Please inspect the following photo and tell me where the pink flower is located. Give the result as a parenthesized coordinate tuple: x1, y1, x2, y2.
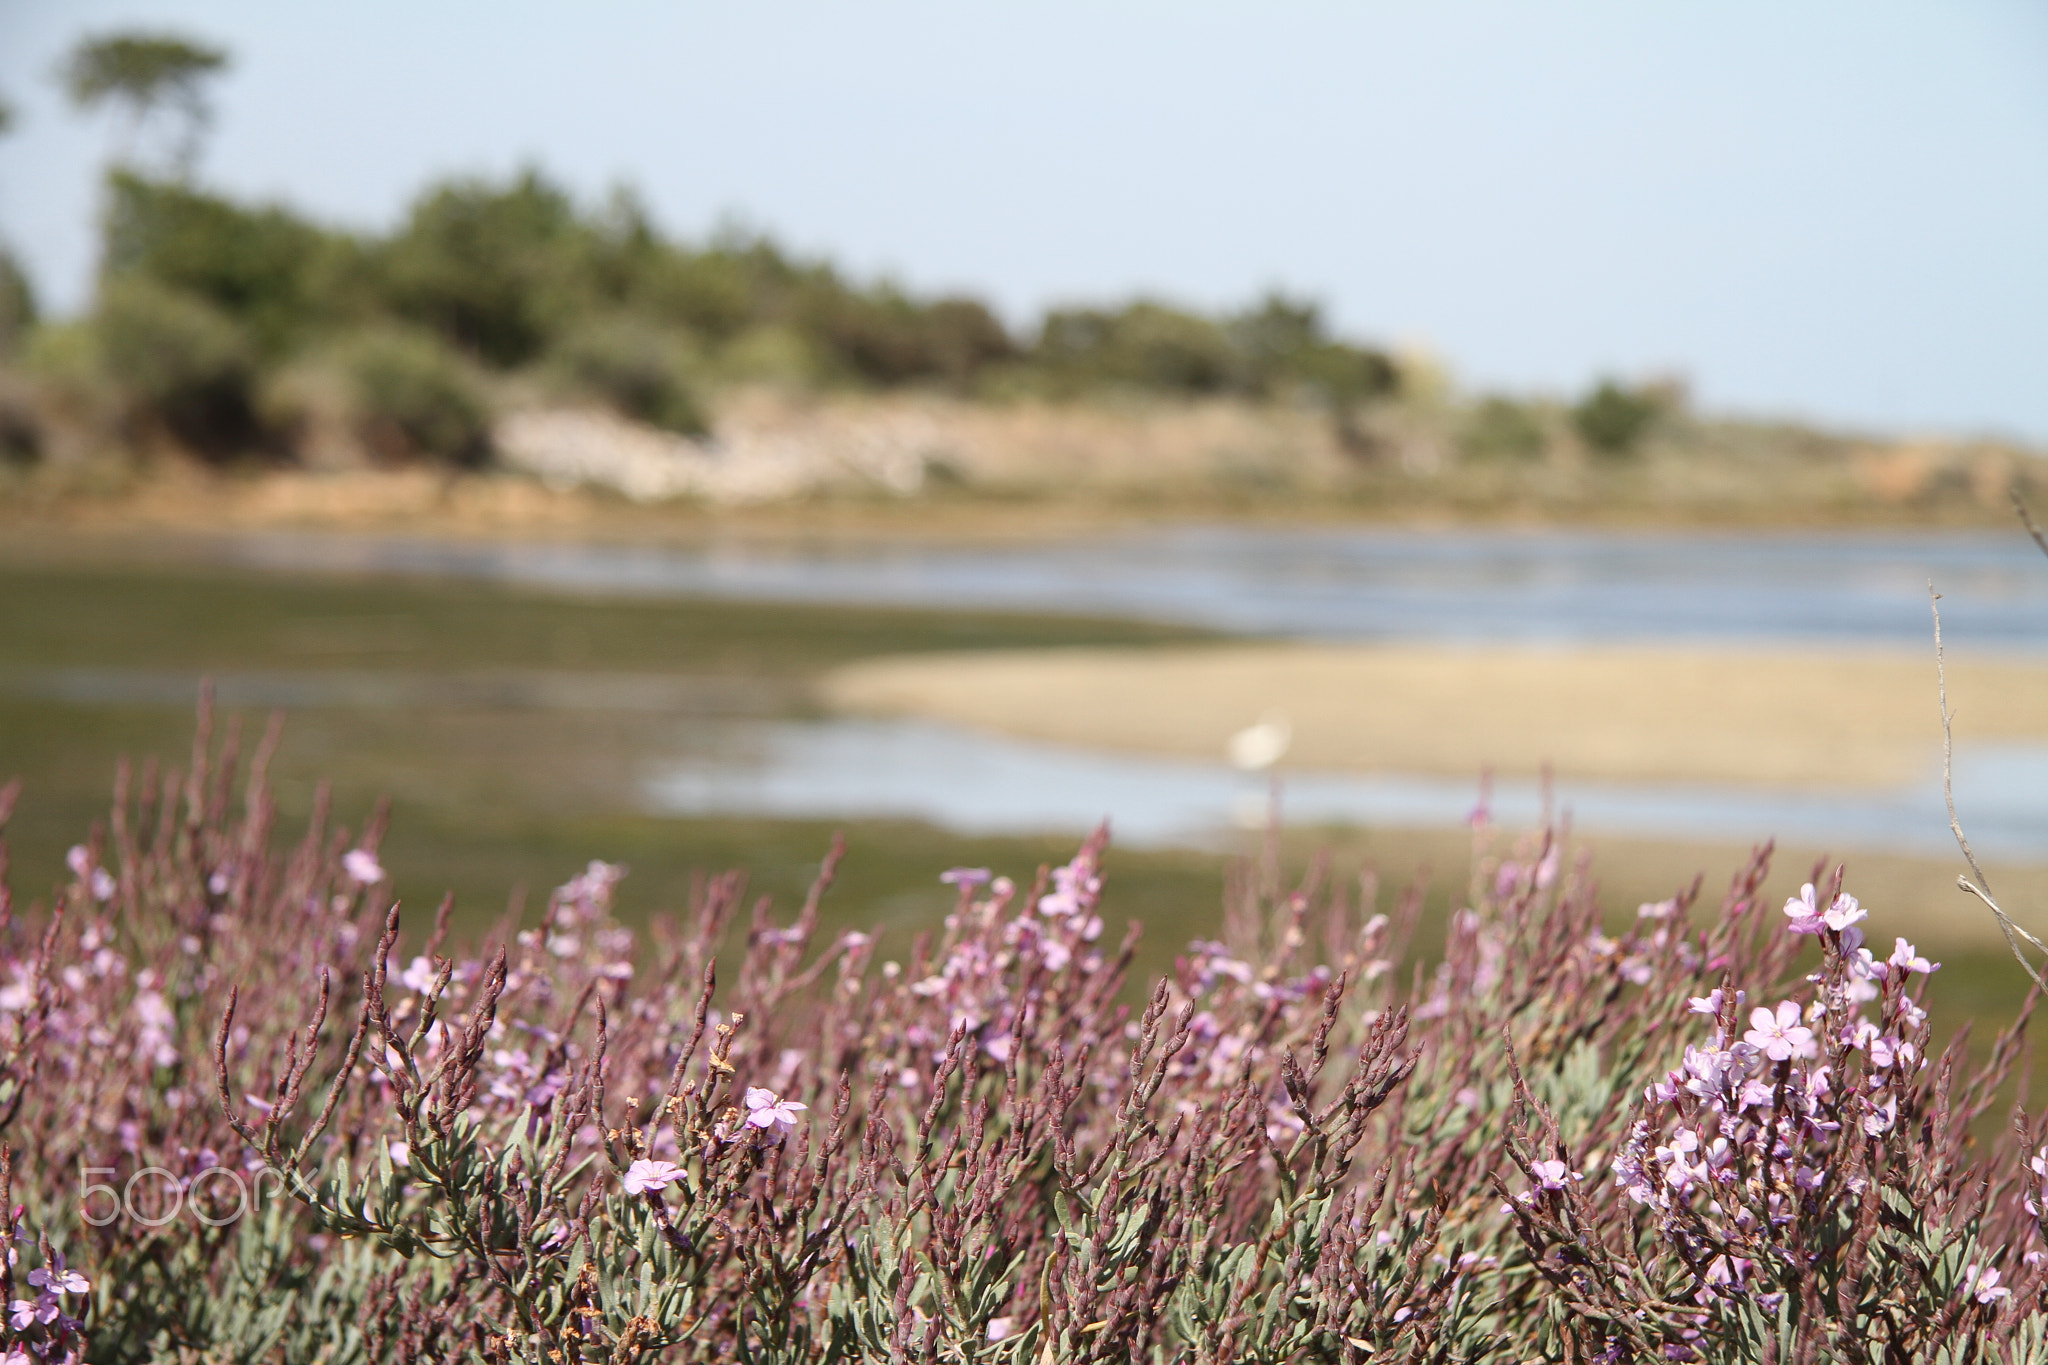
(1655, 1128, 1699, 1165)
(1678, 1047, 1731, 1099)
(743, 1087, 808, 1133)
(27, 1266, 87, 1297)
(1823, 893, 1867, 932)
(622, 1159, 684, 1195)
(940, 867, 992, 888)
(1744, 1002, 1816, 1062)
(1962, 1264, 2010, 1304)
(1687, 989, 1725, 1015)
(1889, 938, 1938, 974)
(1663, 1152, 1705, 1194)
(1532, 1159, 1580, 1190)
(985, 1316, 1016, 1341)
(1783, 884, 1825, 934)
(343, 849, 385, 885)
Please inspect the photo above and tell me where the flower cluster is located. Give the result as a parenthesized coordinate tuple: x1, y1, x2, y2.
(1505, 874, 2023, 1360)
(0, 707, 2044, 1363)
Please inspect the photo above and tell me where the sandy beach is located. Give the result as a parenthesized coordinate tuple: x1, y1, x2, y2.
(822, 642, 2048, 789)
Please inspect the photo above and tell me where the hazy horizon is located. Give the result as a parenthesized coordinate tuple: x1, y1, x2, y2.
(1, 0, 2043, 441)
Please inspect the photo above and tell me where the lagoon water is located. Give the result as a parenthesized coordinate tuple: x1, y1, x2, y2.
(640, 715, 2048, 861)
(216, 526, 2048, 857)
(225, 524, 2048, 648)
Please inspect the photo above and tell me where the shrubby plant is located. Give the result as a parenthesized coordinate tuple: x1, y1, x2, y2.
(2, 702, 2046, 1361)
(1457, 397, 1550, 464)
(1571, 379, 1664, 458)
(337, 328, 493, 467)
(87, 277, 260, 455)
(549, 317, 710, 437)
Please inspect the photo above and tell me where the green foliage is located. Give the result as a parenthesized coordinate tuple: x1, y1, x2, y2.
(551, 314, 709, 435)
(0, 396, 38, 471)
(0, 244, 35, 359)
(91, 276, 259, 453)
(1572, 378, 1661, 456)
(1460, 396, 1549, 461)
(340, 326, 492, 466)
(102, 170, 345, 356)
(802, 285, 1015, 388)
(48, 159, 1427, 468)
(58, 32, 228, 112)
(1039, 300, 1239, 394)
(1227, 292, 1396, 406)
(376, 170, 593, 368)
(59, 30, 229, 175)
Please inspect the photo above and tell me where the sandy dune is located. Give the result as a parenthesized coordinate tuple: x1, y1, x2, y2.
(821, 643, 2048, 789)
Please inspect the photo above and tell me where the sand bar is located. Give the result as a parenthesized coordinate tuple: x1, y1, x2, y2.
(822, 644, 2048, 789)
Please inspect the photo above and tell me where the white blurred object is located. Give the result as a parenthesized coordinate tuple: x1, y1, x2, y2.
(1227, 710, 1292, 771)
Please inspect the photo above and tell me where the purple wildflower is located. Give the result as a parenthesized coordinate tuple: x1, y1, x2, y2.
(342, 849, 385, 885)
(1823, 892, 1867, 932)
(1962, 1265, 2010, 1304)
(26, 1265, 87, 1297)
(623, 1160, 684, 1195)
(1744, 1002, 1816, 1062)
(743, 1087, 807, 1133)
(1782, 884, 1825, 934)
(1889, 938, 1938, 974)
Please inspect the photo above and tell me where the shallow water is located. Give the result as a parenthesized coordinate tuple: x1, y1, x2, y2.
(221, 524, 2048, 649)
(640, 715, 2048, 860)
(176, 527, 2048, 856)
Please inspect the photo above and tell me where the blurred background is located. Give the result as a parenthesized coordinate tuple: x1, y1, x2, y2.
(1, 2, 2046, 1024)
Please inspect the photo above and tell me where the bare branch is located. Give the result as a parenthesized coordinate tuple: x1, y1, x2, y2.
(1935, 582, 2047, 988)
(2014, 490, 2048, 561)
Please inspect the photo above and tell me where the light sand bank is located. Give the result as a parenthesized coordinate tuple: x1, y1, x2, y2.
(822, 643, 2048, 789)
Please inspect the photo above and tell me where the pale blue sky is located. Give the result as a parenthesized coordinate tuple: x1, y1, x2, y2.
(1, 1, 2043, 439)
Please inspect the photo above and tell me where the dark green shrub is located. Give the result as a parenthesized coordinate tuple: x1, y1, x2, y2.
(376, 169, 592, 367)
(341, 327, 491, 466)
(1037, 301, 1238, 394)
(919, 296, 1015, 387)
(801, 284, 935, 386)
(552, 315, 709, 435)
(1572, 378, 1661, 456)
(637, 245, 771, 345)
(797, 285, 1013, 389)
(0, 243, 36, 359)
(100, 170, 344, 356)
(0, 390, 40, 469)
(92, 276, 259, 454)
(1460, 395, 1549, 461)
